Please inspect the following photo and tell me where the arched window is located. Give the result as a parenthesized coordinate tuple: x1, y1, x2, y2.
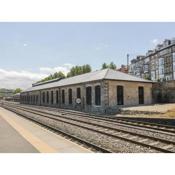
(117, 86, 124, 105)
(62, 90, 65, 104)
(51, 91, 53, 104)
(56, 90, 59, 104)
(47, 91, 49, 104)
(86, 87, 92, 105)
(68, 89, 72, 104)
(43, 92, 45, 103)
(138, 86, 144, 104)
(77, 88, 81, 98)
(95, 85, 101, 105)
(33, 95, 35, 104)
(36, 95, 38, 104)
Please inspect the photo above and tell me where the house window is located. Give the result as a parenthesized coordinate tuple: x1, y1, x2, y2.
(62, 90, 65, 104)
(51, 91, 53, 104)
(68, 88, 72, 104)
(95, 85, 101, 105)
(77, 88, 81, 98)
(56, 90, 59, 104)
(117, 86, 124, 105)
(86, 86, 92, 105)
(43, 92, 45, 103)
(47, 91, 49, 104)
(138, 87, 144, 104)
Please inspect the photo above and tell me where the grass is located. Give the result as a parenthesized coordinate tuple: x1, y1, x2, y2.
(118, 107, 175, 119)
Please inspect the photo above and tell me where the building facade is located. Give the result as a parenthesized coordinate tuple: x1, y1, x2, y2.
(20, 69, 153, 114)
(129, 38, 175, 82)
(117, 65, 128, 74)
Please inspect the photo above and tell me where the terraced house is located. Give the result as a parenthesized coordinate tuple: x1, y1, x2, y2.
(129, 38, 175, 81)
(20, 69, 153, 114)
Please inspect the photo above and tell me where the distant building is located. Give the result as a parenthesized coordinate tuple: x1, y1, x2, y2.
(117, 65, 128, 74)
(129, 38, 175, 81)
(0, 88, 14, 98)
(13, 93, 21, 102)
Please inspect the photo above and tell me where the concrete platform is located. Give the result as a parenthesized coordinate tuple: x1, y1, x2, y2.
(0, 107, 92, 153)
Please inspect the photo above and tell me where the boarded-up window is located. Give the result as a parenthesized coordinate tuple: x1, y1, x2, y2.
(47, 91, 49, 104)
(33, 95, 35, 104)
(86, 87, 92, 105)
(62, 90, 65, 104)
(77, 88, 81, 98)
(56, 90, 59, 104)
(36, 95, 38, 104)
(68, 89, 72, 104)
(95, 85, 101, 105)
(117, 86, 124, 105)
(138, 87, 144, 104)
(43, 92, 45, 103)
(51, 91, 53, 104)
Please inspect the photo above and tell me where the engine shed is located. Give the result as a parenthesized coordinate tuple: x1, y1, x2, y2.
(20, 69, 153, 114)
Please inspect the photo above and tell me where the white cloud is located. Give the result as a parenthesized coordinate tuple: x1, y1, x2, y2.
(39, 63, 74, 75)
(151, 39, 159, 46)
(0, 63, 74, 90)
(23, 43, 28, 47)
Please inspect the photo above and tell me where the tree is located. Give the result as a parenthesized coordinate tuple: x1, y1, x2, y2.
(38, 71, 66, 83)
(101, 62, 117, 70)
(109, 62, 117, 70)
(14, 88, 22, 94)
(67, 64, 92, 78)
(83, 64, 91, 73)
(101, 63, 108, 69)
(53, 71, 66, 79)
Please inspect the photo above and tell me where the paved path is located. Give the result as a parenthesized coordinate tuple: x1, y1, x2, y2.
(0, 107, 92, 153)
(0, 113, 38, 153)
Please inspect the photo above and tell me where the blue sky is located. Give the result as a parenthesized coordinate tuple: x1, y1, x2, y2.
(1, 22, 175, 89)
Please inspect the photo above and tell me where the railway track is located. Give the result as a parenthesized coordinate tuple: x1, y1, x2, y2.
(1, 102, 175, 153)
(12, 103, 175, 134)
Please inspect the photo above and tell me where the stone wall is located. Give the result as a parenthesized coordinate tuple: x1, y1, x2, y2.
(105, 80, 153, 114)
(22, 80, 107, 114)
(152, 80, 175, 103)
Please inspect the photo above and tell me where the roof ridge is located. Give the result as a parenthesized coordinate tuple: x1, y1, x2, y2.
(103, 68, 110, 79)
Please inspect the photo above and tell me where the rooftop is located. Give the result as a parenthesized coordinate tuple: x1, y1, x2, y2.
(23, 69, 152, 92)
(32, 78, 62, 87)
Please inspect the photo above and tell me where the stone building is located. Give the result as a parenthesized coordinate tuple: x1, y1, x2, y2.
(20, 69, 153, 114)
(129, 38, 175, 81)
(117, 65, 128, 74)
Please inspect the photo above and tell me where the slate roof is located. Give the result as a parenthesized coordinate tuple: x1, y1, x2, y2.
(23, 69, 152, 92)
